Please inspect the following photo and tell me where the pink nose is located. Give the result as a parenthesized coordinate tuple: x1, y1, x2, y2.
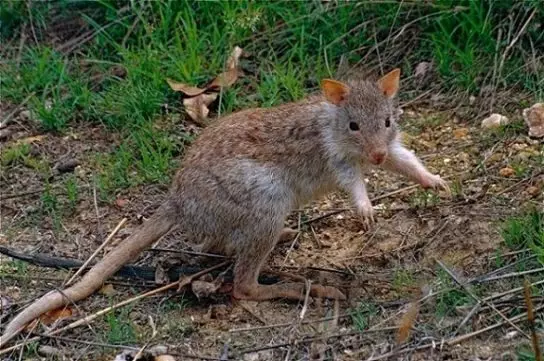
(370, 151, 387, 165)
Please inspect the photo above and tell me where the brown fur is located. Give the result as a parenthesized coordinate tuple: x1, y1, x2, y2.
(0, 69, 449, 347)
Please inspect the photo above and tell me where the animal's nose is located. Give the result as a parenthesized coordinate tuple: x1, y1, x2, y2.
(370, 151, 387, 165)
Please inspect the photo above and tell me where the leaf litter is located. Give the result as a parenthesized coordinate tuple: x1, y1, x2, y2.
(167, 46, 243, 125)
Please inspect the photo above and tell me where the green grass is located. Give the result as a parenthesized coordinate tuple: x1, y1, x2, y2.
(350, 302, 378, 331)
(502, 210, 544, 261)
(103, 307, 137, 345)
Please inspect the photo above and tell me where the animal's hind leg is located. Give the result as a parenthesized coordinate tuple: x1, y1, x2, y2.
(232, 232, 346, 301)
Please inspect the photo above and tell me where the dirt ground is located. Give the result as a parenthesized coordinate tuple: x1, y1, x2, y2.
(1, 104, 543, 360)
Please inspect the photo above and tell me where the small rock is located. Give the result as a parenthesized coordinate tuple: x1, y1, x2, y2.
(53, 158, 79, 173)
(523, 103, 544, 138)
(481, 113, 509, 129)
(499, 167, 515, 177)
(469, 95, 476, 105)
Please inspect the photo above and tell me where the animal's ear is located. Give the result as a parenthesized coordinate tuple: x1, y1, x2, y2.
(321, 79, 350, 105)
(377, 68, 401, 98)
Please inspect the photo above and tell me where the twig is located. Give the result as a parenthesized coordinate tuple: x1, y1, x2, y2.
(483, 279, 544, 302)
(476, 266, 544, 283)
(496, 8, 537, 87)
(0, 93, 35, 129)
(435, 259, 529, 340)
(0, 261, 230, 355)
(470, 254, 537, 283)
(524, 279, 542, 361)
(453, 303, 481, 336)
(447, 304, 544, 346)
(65, 218, 127, 286)
(149, 247, 228, 259)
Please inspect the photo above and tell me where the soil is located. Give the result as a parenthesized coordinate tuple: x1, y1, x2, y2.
(1, 103, 543, 360)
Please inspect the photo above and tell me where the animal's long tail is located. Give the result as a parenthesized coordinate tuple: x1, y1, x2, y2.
(0, 204, 176, 348)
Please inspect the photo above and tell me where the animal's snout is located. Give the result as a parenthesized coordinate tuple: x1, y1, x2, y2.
(370, 151, 387, 165)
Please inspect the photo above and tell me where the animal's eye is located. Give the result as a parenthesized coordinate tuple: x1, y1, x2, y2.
(349, 122, 359, 131)
(385, 118, 391, 128)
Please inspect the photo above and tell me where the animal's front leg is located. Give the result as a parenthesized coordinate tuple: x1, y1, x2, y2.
(350, 180, 375, 231)
(333, 160, 375, 230)
(382, 140, 450, 195)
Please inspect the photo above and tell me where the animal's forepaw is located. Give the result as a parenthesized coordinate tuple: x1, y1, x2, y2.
(421, 173, 451, 197)
(356, 200, 375, 231)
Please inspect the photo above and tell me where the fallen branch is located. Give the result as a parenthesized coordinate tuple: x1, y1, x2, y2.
(0, 245, 280, 285)
(0, 261, 231, 356)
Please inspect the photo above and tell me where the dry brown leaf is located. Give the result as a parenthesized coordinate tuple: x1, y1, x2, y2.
(26, 307, 75, 330)
(99, 284, 116, 296)
(183, 93, 218, 125)
(115, 198, 128, 208)
(453, 127, 469, 139)
(166, 78, 207, 96)
(191, 278, 223, 299)
(207, 68, 239, 90)
(396, 301, 419, 344)
(499, 166, 515, 177)
(226, 46, 243, 70)
(154, 264, 169, 285)
(16, 135, 45, 145)
(155, 355, 176, 361)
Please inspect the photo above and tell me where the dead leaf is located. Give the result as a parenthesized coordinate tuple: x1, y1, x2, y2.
(207, 68, 239, 90)
(226, 46, 243, 70)
(499, 167, 515, 177)
(0, 295, 13, 313)
(191, 278, 223, 299)
(453, 127, 469, 139)
(183, 93, 218, 125)
(99, 284, 116, 296)
(166, 78, 207, 97)
(16, 135, 45, 145)
(396, 300, 420, 344)
(526, 186, 541, 197)
(115, 198, 128, 208)
(26, 307, 75, 331)
(154, 264, 169, 285)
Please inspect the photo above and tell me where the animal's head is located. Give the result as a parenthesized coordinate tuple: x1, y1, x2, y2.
(321, 69, 402, 165)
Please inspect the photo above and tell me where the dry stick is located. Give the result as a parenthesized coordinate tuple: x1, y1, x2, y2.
(496, 8, 538, 87)
(65, 218, 127, 286)
(483, 279, 544, 303)
(0, 92, 35, 129)
(524, 279, 542, 361)
(435, 259, 530, 340)
(366, 304, 544, 361)
(477, 266, 544, 283)
(470, 254, 537, 283)
(0, 261, 230, 356)
(448, 304, 544, 346)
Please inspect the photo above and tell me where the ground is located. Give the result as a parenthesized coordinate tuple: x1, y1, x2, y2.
(1, 1, 543, 360)
(1, 102, 543, 360)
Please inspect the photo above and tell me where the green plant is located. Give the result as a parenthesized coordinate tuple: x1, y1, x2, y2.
(0, 143, 30, 166)
(40, 184, 61, 232)
(65, 175, 79, 210)
(434, 269, 471, 318)
(103, 307, 137, 345)
(350, 302, 378, 331)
